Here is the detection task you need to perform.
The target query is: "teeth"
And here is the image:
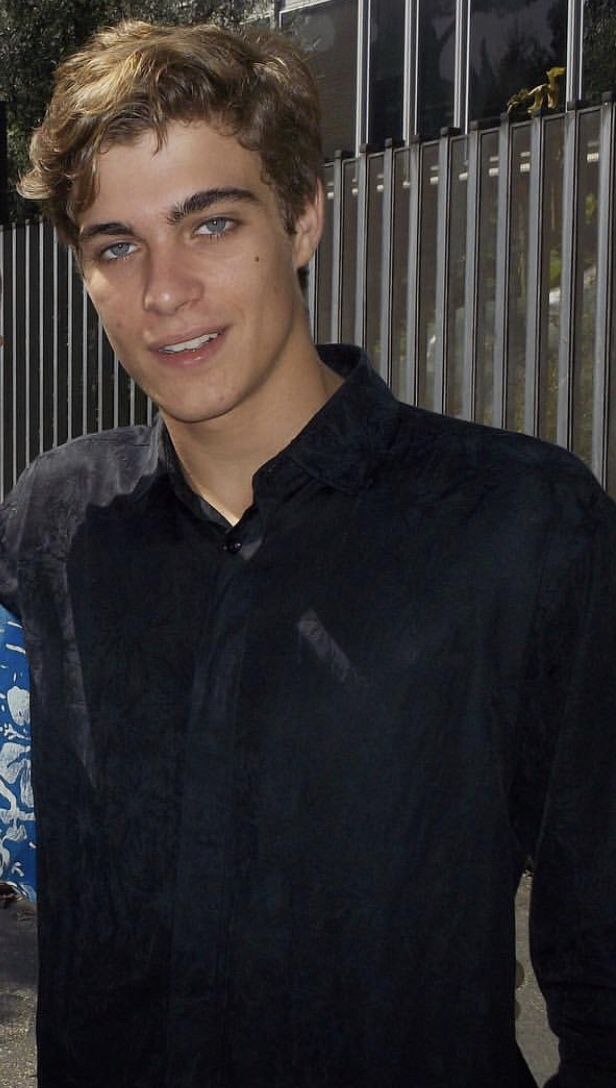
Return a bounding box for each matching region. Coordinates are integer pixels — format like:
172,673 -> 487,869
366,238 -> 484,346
161,332 -> 219,354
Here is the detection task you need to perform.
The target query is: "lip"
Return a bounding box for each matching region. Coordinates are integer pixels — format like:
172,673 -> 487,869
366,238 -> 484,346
148,326 -> 227,367
148,326 -> 225,352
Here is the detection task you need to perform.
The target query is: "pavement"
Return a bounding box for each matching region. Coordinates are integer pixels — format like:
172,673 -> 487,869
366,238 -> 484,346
0,872 -> 557,1086
515,872 -> 559,1083
0,893 -> 37,1087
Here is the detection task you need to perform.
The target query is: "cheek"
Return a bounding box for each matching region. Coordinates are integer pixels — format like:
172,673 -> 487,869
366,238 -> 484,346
249,246 -> 297,302
86,283 -> 131,339
214,254 -> 271,303
85,278 -> 112,321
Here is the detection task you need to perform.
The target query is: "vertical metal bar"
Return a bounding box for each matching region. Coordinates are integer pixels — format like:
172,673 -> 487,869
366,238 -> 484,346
52,229 -> 59,448
402,140 -> 421,405
11,225 -> 17,484
462,125 -> 481,420
523,113 -> 544,438
453,0 -> 471,133
97,317 -> 104,432
593,95 -> 616,486
67,246 -> 73,441
330,151 -> 345,342
39,221 -> 45,453
433,132 -> 453,414
566,0 -> 584,106
378,141 -> 396,385
0,229 -> 4,497
0,230 -> 4,499
307,247 -> 318,340
557,108 -> 579,449
82,279 -> 89,437
403,0 -> 419,142
355,0 -> 370,152
354,147 -> 369,348
113,354 -> 119,429
24,223 -> 31,464
129,377 -> 136,427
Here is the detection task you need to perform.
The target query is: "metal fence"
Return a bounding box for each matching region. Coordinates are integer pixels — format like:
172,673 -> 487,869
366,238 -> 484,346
0,222 -> 154,499
2,97 -> 616,500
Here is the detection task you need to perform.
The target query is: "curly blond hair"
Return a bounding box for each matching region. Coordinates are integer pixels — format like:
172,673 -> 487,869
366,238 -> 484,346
19,20 -> 323,246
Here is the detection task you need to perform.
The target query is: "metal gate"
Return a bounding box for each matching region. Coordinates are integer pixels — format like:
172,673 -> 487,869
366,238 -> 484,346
2,98 -> 615,499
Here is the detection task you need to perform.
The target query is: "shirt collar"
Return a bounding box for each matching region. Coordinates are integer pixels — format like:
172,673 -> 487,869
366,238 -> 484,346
132,344 -> 400,503
271,344 -> 400,494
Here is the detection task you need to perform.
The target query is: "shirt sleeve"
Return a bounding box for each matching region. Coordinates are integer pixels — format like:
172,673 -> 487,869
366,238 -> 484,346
0,605 -> 35,900
513,475 -> 616,1086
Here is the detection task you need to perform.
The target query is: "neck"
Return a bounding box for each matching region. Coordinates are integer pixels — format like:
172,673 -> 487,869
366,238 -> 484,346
163,345 -> 343,523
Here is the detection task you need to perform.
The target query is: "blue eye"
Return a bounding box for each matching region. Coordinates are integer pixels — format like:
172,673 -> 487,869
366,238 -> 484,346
101,241 -> 136,261
197,217 -> 233,238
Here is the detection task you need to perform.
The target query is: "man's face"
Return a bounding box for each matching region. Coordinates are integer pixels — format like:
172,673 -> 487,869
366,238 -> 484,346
78,120 -> 322,428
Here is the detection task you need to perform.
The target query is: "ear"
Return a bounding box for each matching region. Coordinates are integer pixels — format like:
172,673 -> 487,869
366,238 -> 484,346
292,180 -> 324,270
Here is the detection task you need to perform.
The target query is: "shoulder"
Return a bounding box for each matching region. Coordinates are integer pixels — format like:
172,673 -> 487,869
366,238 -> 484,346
28,424 -> 154,478
382,405 -> 616,578
391,403 -> 609,520
9,424 -> 155,502
0,425 -> 160,554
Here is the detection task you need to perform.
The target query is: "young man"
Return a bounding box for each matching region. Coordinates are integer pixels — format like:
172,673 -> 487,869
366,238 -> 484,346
2,19 -> 615,1088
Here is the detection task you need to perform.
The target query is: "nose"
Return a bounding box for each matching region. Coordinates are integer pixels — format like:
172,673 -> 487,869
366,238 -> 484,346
143,249 -> 202,315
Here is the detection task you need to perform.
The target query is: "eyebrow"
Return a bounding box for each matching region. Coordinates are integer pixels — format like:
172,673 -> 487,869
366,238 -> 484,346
166,187 -> 259,225
79,188 -> 260,245
79,220 -> 133,244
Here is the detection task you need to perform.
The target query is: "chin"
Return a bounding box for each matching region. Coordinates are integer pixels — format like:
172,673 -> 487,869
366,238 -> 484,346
158,397 -> 240,427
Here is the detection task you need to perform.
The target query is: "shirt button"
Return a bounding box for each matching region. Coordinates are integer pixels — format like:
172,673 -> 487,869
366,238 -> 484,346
224,539 -> 242,555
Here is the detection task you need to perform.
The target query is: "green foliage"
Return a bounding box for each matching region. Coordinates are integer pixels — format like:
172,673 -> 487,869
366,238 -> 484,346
0,0 -> 258,221
584,0 -> 616,102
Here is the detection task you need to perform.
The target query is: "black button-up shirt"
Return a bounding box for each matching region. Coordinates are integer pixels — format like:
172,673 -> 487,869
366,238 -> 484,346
1,345 -> 615,1088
